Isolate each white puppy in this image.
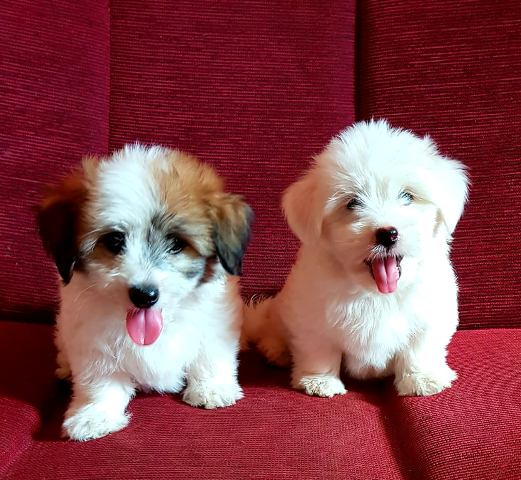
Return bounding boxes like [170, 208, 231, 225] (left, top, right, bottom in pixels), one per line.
[38, 145, 252, 440]
[244, 120, 468, 398]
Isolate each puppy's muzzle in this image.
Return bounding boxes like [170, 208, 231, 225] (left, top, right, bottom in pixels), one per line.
[129, 285, 159, 309]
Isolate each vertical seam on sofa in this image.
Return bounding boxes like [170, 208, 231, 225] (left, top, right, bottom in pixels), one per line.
[354, 0, 364, 121]
[107, 0, 112, 154]
[354, 0, 364, 122]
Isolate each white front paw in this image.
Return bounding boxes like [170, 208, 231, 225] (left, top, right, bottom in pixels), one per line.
[63, 404, 130, 441]
[395, 366, 457, 396]
[182, 381, 243, 409]
[294, 374, 347, 398]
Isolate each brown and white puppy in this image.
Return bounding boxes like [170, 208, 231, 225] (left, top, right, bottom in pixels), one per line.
[38, 145, 252, 441]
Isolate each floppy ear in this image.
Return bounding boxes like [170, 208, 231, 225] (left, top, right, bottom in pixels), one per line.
[423, 143, 469, 236]
[36, 173, 88, 284]
[282, 167, 325, 244]
[208, 193, 253, 276]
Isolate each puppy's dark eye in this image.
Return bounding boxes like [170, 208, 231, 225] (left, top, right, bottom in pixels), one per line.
[167, 234, 187, 254]
[400, 191, 414, 205]
[99, 231, 125, 254]
[347, 197, 363, 210]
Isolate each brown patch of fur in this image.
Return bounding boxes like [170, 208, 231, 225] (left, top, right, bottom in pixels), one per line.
[37, 159, 99, 283]
[38, 147, 252, 283]
[155, 150, 253, 273]
[198, 255, 219, 285]
[150, 151, 219, 257]
[206, 192, 253, 275]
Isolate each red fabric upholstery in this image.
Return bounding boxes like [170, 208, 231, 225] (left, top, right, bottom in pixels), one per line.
[0, 322, 56, 476]
[109, 0, 356, 298]
[2, 321, 520, 479]
[1, 0, 521, 478]
[0, 0, 110, 320]
[381, 329, 521, 480]
[356, 0, 521, 328]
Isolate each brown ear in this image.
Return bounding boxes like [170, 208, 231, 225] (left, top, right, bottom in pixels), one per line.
[36, 173, 88, 284]
[208, 193, 253, 276]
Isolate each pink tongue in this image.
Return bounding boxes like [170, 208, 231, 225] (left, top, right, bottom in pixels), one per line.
[371, 257, 400, 294]
[126, 308, 163, 345]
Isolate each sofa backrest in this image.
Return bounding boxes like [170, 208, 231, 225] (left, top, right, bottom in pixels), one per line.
[0, 0, 355, 321]
[0, 1, 110, 321]
[109, 0, 356, 298]
[357, 0, 521, 328]
[1, 0, 519, 329]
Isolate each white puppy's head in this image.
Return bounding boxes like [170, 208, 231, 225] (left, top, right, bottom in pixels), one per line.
[38, 145, 252, 344]
[283, 120, 468, 294]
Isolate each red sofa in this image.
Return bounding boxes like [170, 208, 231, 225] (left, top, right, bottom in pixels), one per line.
[1, 1, 520, 478]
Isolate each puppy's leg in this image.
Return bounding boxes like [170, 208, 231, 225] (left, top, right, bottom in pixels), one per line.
[63, 373, 135, 441]
[394, 332, 456, 396]
[183, 337, 242, 409]
[291, 336, 346, 398]
[242, 298, 290, 367]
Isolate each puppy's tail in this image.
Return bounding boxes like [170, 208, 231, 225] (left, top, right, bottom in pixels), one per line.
[241, 294, 290, 367]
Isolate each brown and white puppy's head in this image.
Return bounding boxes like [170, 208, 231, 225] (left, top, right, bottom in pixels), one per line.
[37, 145, 252, 344]
[283, 120, 468, 295]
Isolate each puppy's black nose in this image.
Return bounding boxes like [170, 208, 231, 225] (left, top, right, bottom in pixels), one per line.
[376, 227, 399, 248]
[129, 285, 159, 308]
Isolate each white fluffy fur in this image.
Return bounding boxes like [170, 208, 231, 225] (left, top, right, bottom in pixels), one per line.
[244, 120, 468, 398]
[54, 146, 244, 440]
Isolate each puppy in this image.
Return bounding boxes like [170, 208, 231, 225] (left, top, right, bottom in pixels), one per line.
[37, 144, 252, 440]
[244, 120, 468, 397]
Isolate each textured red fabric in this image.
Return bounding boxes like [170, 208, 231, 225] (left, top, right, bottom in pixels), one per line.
[2, 2, 520, 479]
[0, 322, 57, 476]
[382, 329, 521, 480]
[356, 0, 521, 328]
[0, 1, 110, 319]
[1, 321, 403, 480]
[109, 0, 356, 298]
[2, 322, 520, 479]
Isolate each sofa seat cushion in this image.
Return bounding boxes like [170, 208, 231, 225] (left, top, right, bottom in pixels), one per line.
[1, 320, 519, 479]
[378, 329, 521, 480]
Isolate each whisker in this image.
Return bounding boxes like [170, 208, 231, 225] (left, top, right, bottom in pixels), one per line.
[72, 282, 98, 303]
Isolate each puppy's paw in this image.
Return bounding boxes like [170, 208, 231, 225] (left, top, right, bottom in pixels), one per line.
[182, 381, 243, 409]
[294, 374, 347, 398]
[63, 404, 130, 441]
[395, 366, 457, 396]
